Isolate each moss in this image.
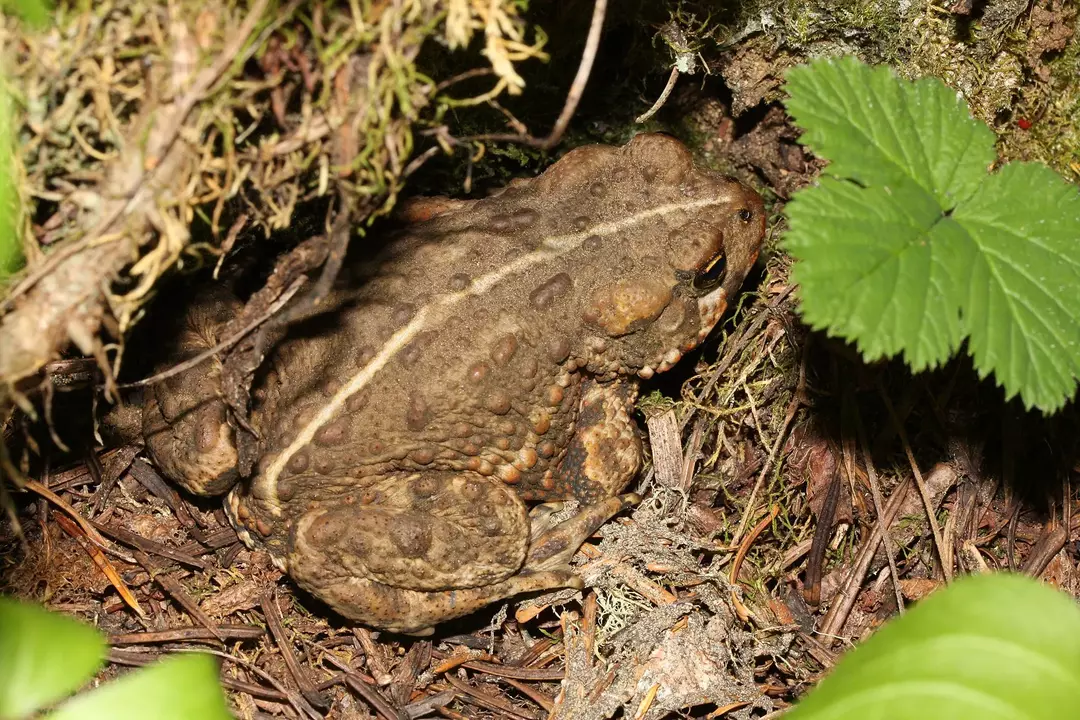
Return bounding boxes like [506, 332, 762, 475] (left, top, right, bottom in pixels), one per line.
[997, 15, 1080, 179]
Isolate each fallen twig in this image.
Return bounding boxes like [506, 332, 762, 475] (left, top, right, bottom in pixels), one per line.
[854, 401, 905, 614]
[457, 0, 606, 150]
[109, 625, 265, 645]
[51, 510, 145, 617]
[731, 504, 780, 585]
[879, 381, 952, 583]
[635, 66, 680, 124]
[819, 464, 958, 641]
[115, 275, 306, 390]
[261, 589, 329, 711]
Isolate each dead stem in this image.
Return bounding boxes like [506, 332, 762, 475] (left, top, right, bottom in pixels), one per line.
[262, 589, 329, 710]
[457, 0, 606, 149]
[819, 464, 957, 641]
[319, 644, 407, 720]
[731, 504, 780, 585]
[109, 625, 265, 645]
[114, 275, 306, 390]
[50, 509, 144, 617]
[854, 402, 905, 615]
[26, 478, 110, 548]
[199, 647, 323, 720]
[635, 65, 680, 124]
[878, 380, 953, 583]
[4, 0, 271, 307]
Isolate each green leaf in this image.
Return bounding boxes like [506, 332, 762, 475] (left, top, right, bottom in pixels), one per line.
[787, 573, 1080, 720]
[1, 0, 51, 29]
[0, 72, 25, 282]
[48, 654, 231, 720]
[784, 56, 996, 208]
[782, 57, 1080, 412]
[785, 177, 968, 371]
[951, 163, 1080, 413]
[0, 597, 105, 719]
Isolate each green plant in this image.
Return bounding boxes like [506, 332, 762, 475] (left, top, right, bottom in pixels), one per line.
[0, 596, 230, 720]
[1, 0, 50, 28]
[787, 573, 1080, 719]
[0, 0, 50, 283]
[782, 56, 1080, 413]
[0, 69, 23, 283]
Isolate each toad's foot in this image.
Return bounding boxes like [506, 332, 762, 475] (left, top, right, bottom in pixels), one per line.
[283, 471, 638, 634]
[525, 493, 641, 571]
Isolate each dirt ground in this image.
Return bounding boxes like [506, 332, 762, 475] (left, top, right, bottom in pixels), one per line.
[3, 1, 1080, 719]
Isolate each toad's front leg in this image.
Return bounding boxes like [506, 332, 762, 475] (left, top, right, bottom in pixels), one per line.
[279, 471, 636, 635]
[554, 378, 642, 503]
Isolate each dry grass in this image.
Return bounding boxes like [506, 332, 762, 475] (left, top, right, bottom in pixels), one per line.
[0, 0, 545, 410]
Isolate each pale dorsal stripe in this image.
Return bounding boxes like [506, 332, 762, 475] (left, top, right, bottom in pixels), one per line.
[260, 194, 736, 507]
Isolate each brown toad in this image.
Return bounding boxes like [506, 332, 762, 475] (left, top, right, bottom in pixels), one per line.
[140, 133, 764, 634]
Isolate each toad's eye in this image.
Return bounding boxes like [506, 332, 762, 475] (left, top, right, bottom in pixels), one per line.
[692, 253, 727, 294]
[737, 208, 753, 222]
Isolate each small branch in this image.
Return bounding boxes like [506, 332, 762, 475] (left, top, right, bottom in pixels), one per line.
[4, 0, 271, 306]
[319, 644, 407, 720]
[818, 478, 914, 641]
[819, 464, 958, 641]
[730, 504, 780, 584]
[1021, 523, 1068, 577]
[110, 625, 265, 645]
[879, 381, 953, 583]
[269, 192, 355, 329]
[457, 0, 606, 150]
[434, 67, 496, 93]
[114, 275, 306, 390]
[855, 402, 905, 615]
[635, 66, 680, 124]
[261, 590, 328, 711]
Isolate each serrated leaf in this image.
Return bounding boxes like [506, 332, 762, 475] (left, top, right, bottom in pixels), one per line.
[787, 573, 1080, 720]
[785, 177, 968, 371]
[48, 654, 230, 720]
[783, 57, 1080, 412]
[0, 597, 105, 719]
[951, 163, 1080, 412]
[784, 56, 996, 207]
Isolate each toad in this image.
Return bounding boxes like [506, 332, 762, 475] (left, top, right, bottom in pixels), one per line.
[140, 133, 765, 634]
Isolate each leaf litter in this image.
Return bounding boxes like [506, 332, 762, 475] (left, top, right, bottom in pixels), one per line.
[2, 3, 1080, 720]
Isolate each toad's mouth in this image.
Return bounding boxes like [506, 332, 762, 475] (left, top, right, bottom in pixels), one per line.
[636, 284, 731, 380]
[696, 282, 731, 344]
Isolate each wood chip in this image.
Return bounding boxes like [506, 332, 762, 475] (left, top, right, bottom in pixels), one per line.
[645, 409, 682, 488]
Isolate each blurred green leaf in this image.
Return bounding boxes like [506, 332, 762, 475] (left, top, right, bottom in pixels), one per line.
[0, 597, 105, 720]
[1, 0, 51, 29]
[48, 654, 231, 720]
[0, 71, 25, 282]
[787, 573, 1080, 719]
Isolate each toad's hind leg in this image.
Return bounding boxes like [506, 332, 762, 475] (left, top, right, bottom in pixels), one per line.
[141, 288, 242, 496]
[284, 472, 637, 634]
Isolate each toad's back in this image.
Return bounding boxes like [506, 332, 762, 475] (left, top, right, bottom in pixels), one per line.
[141, 133, 765, 634]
